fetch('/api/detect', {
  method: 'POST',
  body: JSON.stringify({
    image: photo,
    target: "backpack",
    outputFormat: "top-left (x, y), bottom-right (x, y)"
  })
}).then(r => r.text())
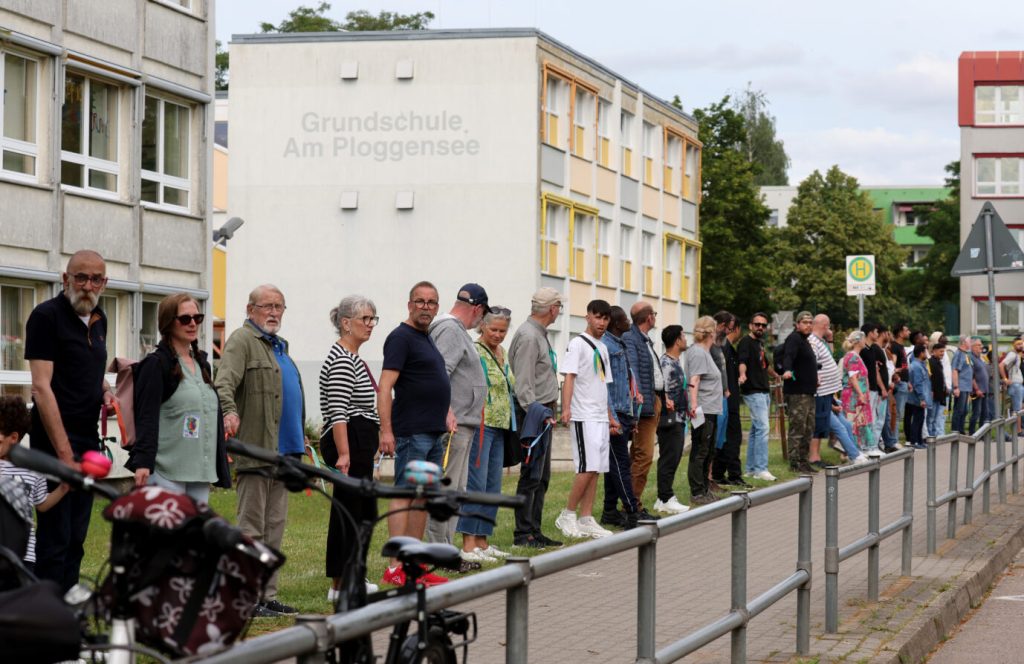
top-left (772, 343), bottom-right (787, 376)
top-left (106, 357), bottom-right (138, 448)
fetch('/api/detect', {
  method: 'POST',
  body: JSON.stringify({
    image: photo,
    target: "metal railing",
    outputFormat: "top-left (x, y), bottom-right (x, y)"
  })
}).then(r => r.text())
top-left (197, 478), bottom-right (815, 664)
top-left (926, 411), bottom-right (1024, 554)
top-left (824, 447), bottom-right (914, 633)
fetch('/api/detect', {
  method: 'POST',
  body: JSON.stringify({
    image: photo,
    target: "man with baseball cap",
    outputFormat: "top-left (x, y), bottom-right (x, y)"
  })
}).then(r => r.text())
top-left (426, 283), bottom-right (491, 552)
top-left (508, 287), bottom-right (564, 548)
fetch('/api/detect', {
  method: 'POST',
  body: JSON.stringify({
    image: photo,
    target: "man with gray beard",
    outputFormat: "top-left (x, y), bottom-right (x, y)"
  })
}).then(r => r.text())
top-left (25, 250), bottom-right (116, 590)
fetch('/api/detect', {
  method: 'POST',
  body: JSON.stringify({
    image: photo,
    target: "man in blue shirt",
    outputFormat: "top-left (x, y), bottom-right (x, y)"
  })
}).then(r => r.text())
top-left (950, 336), bottom-right (975, 434)
top-left (969, 338), bottom-right (990, 434)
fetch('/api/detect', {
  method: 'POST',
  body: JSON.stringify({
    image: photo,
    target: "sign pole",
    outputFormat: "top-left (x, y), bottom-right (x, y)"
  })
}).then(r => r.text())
top-left (858, 294), bottom-right (864, 329)
top-left (983, 208), bottom-right (1001, 415)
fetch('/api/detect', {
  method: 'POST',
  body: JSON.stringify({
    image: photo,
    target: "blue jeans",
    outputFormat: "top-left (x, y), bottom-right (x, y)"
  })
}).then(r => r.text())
top-left (743, 392), bottom-right (770, 474)
top-left (394, 432), bottom-right (445, 486)
top-left (926, 403), bottom-right (945, 438)
top-left (715, 397), bottom-right (729, 449)
top-left (952, 392), bottom-right (970, 433)
top-left (831, 411), bottom-right (861, 459)
top-left (969, 395), bottom-right (988, 434)
top-left (870, 392), bottom-right (888, 448)
top-left (893, 387), bottom-right (909, 442)
top-left (604, 412), bottom-right (638, 513)
top-left (1009, 383), bottom-right (1023, 431)
top-left (456, 426), bottom-right (504, 537)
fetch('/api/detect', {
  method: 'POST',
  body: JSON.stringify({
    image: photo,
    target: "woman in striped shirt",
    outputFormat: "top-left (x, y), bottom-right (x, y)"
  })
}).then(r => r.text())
top-left (320, 295), bottom-right (382, 601)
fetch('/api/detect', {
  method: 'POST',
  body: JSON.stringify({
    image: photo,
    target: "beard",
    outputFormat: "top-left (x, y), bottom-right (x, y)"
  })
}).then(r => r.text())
top-left (66, 285), bottom-right (99, 316)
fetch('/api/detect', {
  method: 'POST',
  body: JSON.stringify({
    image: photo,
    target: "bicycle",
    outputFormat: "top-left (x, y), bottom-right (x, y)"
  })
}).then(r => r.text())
top-left (225, 437), bottom-right (524, 664)
top-left (3, 443), bottom-right (281, 664)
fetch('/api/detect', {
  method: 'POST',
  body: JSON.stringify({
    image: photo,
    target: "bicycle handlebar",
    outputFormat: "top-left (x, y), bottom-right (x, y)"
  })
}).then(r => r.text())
top-left (227, 438), bottom-right (523, 508)
top-left (8, 444), bottom-right (120, 501)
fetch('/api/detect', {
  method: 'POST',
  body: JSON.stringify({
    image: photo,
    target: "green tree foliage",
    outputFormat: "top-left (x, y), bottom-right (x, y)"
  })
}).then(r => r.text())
top-left (732, 84), bottom-right (790, 186)
top-left (342, 9), bottom-right (435, 31)
top-left (916, 161), bottom-right (961, 305)
top-left (215, 41), bottom-right (229, 91)
top-left (692, 97), bottom-right (773, 320)
top-left (260, 2), bottom-right (343, 32)
top-left (766, 166), bottom-right (906, 328)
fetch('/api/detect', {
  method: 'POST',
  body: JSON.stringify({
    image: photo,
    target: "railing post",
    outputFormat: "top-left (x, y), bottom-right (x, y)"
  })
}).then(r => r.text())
top-left (948, 437), bottom-right (959, 540)
top-left (731, 492), bottom-right (749, 663)
top-left (506, 557), bottom-right (531, 664)
top-left (797, 478), bottom-right (812, 654)
top-left (824, 467), bottom-right (839, 633)
top-left (868, 464), bottom-right (880, 602)
top-left (902, 453), bottom-right (914, 576)
top-left (927, 439), bottom-right (937, 554)
top-left (636, 520), bottom-right (658, 664)
top-left (294, 615), bottom-right (329, 664)
top-left (1013, 415), bottom-right (1021, 495)
top-left (983, 427), bottom-right (992, 515)
top-left (998, 419), bottom-right (1007, 504)
top-left (965, 438), bottom-right (975, 525)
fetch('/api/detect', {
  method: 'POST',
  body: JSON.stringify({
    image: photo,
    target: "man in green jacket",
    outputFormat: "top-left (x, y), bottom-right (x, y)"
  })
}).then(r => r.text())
top-left (216, 284), bottom-right (305, 618)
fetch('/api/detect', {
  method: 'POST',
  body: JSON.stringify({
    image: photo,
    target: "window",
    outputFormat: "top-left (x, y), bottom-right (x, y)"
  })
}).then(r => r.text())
top-left (61, 72), bottom-right (120, 193)
top-left (543, 73), bottom-right (569, 149)
top-left (0, 284), bottom-right (35, 372)
top-left (620, 111), bottom-right (634, 178)
top-left (597, 100), bottom-right (612, 167)
top-left (684, 141), bottom-right (700, 201)
top-left (903, 247), bottom-right (929, 268)
top-left (572, 87), bottom-right (596, 159)
top-left (976, 85), bottom-right (1024, 125)
top-left (663, 235), bottom-right (683, 300)
top-left (620, 225), bottom-right (634, 290)
top-left (683, 242), bottom-right (700, 304)
top-left (976, 299), bottom-right (1023, 336)
top-left (975, 157), bottom-right (1022, 196)
top-left (641, 231), bottom-right (656, 294)
top-left (541, 197), bottom-right (568, 275)
top-left (597, 218), bottom-right (612, 285)
top-left (768, 209), bottom-right (780, 228)
top-left (642, 122), bottom-right (659, 186)
top-left (664, 133), bottom-right (683, 195)
top-left (140, 298), bottom-right (160, 356)
top-left (1, 51), bottom-right (40, 179)
top-left (142, 95), bottom-right (191, 208)
top-left (570, 212), bottom-right (593, 280)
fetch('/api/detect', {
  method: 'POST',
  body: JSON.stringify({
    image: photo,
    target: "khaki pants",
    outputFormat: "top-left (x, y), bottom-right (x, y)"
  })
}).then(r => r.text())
top-left (427, 427), bottom-right (473, 545)
top-left (237, 472), bottom-right (289, 600)
top-left (786, 394), bottom-right (816, 466)
top-left (631, 396), bottom-right (662, 507)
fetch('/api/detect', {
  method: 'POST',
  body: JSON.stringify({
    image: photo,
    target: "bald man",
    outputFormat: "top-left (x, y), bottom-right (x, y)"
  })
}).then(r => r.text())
top-left (26, 250), bottom-right (116, 591)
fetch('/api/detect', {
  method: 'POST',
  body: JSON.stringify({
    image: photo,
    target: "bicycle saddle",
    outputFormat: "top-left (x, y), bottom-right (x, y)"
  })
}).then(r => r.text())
top-left (382, 536), bottom-right (461, 571)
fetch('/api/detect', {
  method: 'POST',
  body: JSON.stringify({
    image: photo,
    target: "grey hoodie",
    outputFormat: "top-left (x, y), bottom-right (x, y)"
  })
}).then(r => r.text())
top-left (429, 313), bottom-right (487, 426)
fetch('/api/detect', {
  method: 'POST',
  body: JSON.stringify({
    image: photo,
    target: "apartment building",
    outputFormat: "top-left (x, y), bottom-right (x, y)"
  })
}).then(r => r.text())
top-left (958, 51), bottom-right (1024, 338)
top-left (225, 28), bottom-right (702, 407)
top-left (0, 0), bottom-right (216, 400)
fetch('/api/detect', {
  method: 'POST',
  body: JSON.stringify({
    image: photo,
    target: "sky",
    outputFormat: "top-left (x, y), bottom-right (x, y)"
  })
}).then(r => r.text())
top-left (216, 0), bottom-right (1024, 186)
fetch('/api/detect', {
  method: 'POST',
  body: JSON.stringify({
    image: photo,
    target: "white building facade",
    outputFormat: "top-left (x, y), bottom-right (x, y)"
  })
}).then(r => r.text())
top-left (226, 29), bottom-right (703, 418)
top-left (0, 0), bottom-right (216, 400)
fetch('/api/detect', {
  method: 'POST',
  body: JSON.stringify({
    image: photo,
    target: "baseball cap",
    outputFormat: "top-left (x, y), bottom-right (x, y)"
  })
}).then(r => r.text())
top-left (531, 287), bottom-right (562, 307)
top-left (457, 283), bottom-right (490, 309)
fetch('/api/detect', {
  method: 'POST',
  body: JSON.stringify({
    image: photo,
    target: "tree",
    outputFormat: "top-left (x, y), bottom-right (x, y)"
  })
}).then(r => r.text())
top-left (766, 166), bottom-right (906, 328)
top-left (342, 9), bottom-right (435, 31)
top-left (732, 84), bottom-right (790, 186)
top-left (260, 2), bottom-right (343, 32)
top-left (692, 97), bottom-right (774, 320)
top-left (915, 162), bottom-right (961, 306)
top-left (215, 41), bottom-right (229, 91)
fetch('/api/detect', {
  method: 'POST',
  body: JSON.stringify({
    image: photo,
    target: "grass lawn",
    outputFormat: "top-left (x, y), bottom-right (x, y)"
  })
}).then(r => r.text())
top-left (79, 413), bottom-right (853, 636)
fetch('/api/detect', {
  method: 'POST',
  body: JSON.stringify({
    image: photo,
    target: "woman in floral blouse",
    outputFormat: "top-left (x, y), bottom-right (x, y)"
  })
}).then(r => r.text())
top-left (457, 307), bottom-right (516, 563)
top-left (840, 331), bottom-right (875, 452)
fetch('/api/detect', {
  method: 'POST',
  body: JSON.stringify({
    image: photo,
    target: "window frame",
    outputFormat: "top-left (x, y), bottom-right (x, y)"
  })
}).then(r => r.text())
top-left (662, 233), bottom-right (684, 300)
top-left (0, 49), bottom-right (43, 183)
top-left (641, 230), bottom-right (656, 294)
top-left (571, 83), bottom-right (597, 160)
top-left (975, 85), bottom-right (1024, 125)
top-left (597, 99), bottom-right (612, 168)
top-left (60, 70), bottom-right (123, 198)
top-left (620, 110), bottom-right (635, 178)
top-left (141, 93), bottom-right (193, 212)
top-left (620, 225), bottom-right (635, 291)
top-left (975, 297), bottom-right (1023, 336)
top-left (682, 240), bottom-right (702, 305)
top-left (642, 122), bottom-right (659, 187)
top-left (663, 130), bottom-right (684, 195)
top-left (974, 156), bottom-right (1023, 197)
top-left (597, 218), bottom-right (612, 285)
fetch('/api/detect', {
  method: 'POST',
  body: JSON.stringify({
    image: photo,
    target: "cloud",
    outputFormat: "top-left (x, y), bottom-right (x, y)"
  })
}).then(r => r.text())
top-left (785, 126), bottom-right (959, 185)
top-left (845, 53), bottom-right (957, 113)
top-left (605, 43), bottom-right (805, 74)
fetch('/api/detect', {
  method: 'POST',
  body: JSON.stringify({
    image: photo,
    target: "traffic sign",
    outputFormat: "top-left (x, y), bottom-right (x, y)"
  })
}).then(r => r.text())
top-left (846, 255), bottom-right (875, 296)
top-left (951, 202), bottom-right (1024, 276)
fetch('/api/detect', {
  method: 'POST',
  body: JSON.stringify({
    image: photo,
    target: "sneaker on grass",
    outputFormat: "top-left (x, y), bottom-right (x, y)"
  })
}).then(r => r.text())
top-left (752, 470), bottom-right (777, 482)
top-left (460, 548), bottom-right (496, 563)
top-left (480, 544), bottom-right (510, 558)
top-left (555, 509), bottom-right (582, 538)
top-left (262, 599), bottom-right (297, 615)
top-left (576, 516), bottom-right (613, 538)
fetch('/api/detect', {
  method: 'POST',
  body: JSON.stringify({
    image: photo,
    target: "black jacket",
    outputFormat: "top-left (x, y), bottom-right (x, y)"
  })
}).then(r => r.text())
top-left (126, 341), bottom-right (231, 488)
top-left (782, 331), bottom-right (817, 396)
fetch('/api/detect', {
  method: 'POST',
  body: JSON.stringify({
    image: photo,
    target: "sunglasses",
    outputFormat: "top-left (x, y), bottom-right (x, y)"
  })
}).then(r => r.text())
top-left (176, 314), bottom-right (205, 326)
top-left (489, 306), bottom-right (512, 316)
top-left (751, 322), bottom-right (768, 328)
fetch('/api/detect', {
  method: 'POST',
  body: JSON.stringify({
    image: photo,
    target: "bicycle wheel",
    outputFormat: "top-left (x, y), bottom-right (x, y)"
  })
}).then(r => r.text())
top-left (398, 626), bottom-right (456, 664)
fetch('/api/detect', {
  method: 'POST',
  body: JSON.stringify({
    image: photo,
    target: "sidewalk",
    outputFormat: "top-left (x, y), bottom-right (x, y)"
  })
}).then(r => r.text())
top-left (442, 440), bottom-right (1024, 662)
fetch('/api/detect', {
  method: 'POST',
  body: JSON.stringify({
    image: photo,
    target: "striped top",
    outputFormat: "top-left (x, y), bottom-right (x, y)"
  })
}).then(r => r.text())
top-left (810, 334), bottom-right (843, 397)
top-left (0, 460), bottom-right (47, 563)
top-left (319, 343), bottom-right (379, 431)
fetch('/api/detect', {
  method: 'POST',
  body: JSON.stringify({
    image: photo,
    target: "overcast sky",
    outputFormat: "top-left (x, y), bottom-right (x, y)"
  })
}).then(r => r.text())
top-left (217, 0), bottom-right (1024, 186)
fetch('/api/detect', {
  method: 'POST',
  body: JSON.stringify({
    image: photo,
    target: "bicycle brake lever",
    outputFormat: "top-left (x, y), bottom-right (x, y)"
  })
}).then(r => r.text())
top-left (423, 496), bottom-right (461, 522)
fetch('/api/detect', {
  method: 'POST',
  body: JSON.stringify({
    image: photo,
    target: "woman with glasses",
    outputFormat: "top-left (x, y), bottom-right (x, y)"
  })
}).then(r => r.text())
top-left (320, 295), bottom-right (382, 601)
top-left (457, 307), bottom-right (515, 563)
top-left (128, 293), bottom-right (231, 502)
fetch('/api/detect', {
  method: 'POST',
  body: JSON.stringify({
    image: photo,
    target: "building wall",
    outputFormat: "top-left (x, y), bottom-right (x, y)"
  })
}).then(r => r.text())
top-left (0, 1), bottom-right (215, 402)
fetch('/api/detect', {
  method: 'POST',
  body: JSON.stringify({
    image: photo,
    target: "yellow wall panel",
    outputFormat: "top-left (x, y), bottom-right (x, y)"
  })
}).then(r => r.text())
top-left (642, 184), bottom-right (660, 218)
top-left (569, 155), bottom-right (592, 196)
top-left (623, 148), bottom-right (633, 178)
top-left (212, 149), bottom-right (228, 211)
top-left (660, 302), bottom-right (680, 326)
top-left (595, 285), bottom-right (616, 303)
top-left (662, 192), bottom-right (679, 226)
top-left (596, 166), bottom-right (616, 203)
top-left (212, 246), bottom-right (226, 320)
top-left (599, 137), bottom-right (610, 167)
top-left (569, 280), bottom-right (591, 317)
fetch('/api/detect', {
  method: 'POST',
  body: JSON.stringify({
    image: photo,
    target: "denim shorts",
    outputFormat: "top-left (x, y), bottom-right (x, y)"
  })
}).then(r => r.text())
top-left (814, 395), bottom-right (833, 438)
top-left (394, 432), bottom-right (445, 487)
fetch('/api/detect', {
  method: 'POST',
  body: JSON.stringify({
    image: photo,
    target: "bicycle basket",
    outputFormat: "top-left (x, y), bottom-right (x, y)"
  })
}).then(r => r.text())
top-left (98, 486), bottom-right (284, 656)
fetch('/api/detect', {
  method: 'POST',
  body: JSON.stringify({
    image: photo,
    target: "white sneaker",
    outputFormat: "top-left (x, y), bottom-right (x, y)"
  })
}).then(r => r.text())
top-left (753, 470), bottom-right (777, 482)
top-left (366, 579), bottom-right (379, 593)
top-left (651, 499), bottom-right (671, 513)
top-left (328, 580), bottom-right (378, 602)
top-left (867, 448), bottom-right (883, 458)
top-left (480, 544), bottom-right (510, 559)
top-left (555, 510), bottom-right (581, 538)
top-left (576, 516), bottom-right (613, 538)
top-left (849, 454), bottom-right (872, 467)
top-left (663, 496), bottom-right (691, 513)
top-left (461, 548), bottom-right (496, 563)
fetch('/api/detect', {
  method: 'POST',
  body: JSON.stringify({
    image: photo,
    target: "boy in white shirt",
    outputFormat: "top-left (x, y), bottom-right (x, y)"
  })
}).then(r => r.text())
top-left (555, 300), bottom-right (621, 539)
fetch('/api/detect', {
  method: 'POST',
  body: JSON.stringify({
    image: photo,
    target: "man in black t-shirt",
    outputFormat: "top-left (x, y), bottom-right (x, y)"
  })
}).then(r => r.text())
top-left (782, 311), bottom-right (818, 473)
top-left (737, 312), bottom-right (775, 481)
top-left (860, 323), bottom-right (890, 453)
top-left (24, 250), bottom-right (115, 591)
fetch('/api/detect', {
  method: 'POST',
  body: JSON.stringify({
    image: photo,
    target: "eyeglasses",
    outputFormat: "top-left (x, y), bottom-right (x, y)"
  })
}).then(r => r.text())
top-left (175, 313), bottom-right (205, 326)
top-left (356, 315), bottom-right (380, 326)
top-left (252, 303), bottom-right (286, 313)
top-left (412, 299), bottom-right (439, 309)
top-left (751, 322), bottom-right (768, 328)
top-left (70, 273), bottom-right (107, 287)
